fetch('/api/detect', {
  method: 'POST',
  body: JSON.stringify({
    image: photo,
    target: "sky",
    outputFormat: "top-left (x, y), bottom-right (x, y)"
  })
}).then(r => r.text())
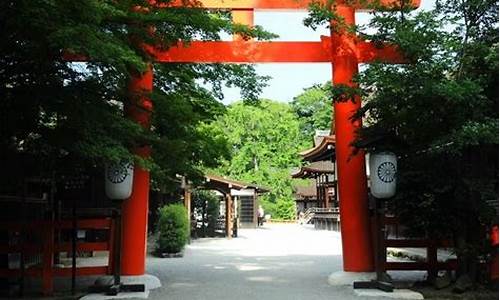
top-left (220, 0), bottom-right (434, 104)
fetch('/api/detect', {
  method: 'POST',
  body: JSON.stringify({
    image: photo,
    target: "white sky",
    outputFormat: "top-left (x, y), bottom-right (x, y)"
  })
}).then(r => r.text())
top-left (221, 0), bottom-right (435, 104)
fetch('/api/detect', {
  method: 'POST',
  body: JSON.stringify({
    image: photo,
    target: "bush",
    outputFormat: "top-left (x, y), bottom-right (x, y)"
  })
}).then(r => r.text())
top-left (274, 197), bottom-right (296, 220)
top-left (157, 204), bottom-right (189, 254)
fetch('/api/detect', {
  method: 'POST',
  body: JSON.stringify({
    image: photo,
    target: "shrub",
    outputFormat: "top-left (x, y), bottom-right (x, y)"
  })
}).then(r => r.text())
top-left (157, 203), bottom-right (189, 254)
top-left (275, 197), bottom-right (296, 220)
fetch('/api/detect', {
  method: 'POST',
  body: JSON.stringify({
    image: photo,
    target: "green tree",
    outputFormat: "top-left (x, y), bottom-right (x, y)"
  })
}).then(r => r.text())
top-left (305, 0), bottom-right (498, 285)
top-left (291, 83), bottom-right (333, 140)
top-left (0, 1), bottom-right (274, 192)
top-left (353, 0), bottom-right (498, 285)
top-left (210, 100), bottom-right (309, 220)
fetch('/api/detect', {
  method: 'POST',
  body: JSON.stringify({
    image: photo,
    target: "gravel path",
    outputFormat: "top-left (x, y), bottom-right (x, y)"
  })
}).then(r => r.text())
top-left (146, 223), bottom-right (406, 300)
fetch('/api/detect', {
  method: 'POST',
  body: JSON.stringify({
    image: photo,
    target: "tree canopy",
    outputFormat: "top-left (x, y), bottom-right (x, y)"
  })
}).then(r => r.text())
top-left (290, 83), bottom-right (333, 139)
top-left (208, 100), bottom-right (310, 219)
top-left (0, 0), bottom-right (273, 192)
top-left (305, 0), bottom-right (498, 283)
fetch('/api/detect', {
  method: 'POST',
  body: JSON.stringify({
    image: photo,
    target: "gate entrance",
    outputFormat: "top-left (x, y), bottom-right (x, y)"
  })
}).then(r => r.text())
top-left (82, 0), bottom-right (420, 275)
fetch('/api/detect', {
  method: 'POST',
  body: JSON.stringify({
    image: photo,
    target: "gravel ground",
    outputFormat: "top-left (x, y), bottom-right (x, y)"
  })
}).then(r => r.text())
top-left (146, 223), bottom-right (419, 300)
top-left (5, 223), bottom-right (496, 300)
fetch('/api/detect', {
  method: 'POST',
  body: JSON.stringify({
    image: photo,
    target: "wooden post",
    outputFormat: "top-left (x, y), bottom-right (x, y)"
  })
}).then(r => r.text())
top-left (184, 188), bottom-right (192, 241)
top-left (324, 185), bottom-right (330, 208)
top-left (42, 224), bottom-right (54, 296)
top-left (427, 241), bottom-right (438, 282)
top-left (107, 218), bottom-right (115, 275)
top-left (253, 191), bottom-right (258, 228)
top-left (226, 194), bottom-right (233, 238)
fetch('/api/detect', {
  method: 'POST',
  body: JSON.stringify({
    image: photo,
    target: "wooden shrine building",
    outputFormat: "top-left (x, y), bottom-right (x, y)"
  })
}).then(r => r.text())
top-left (185, 175), bottom-right (269, 238)
top-left (292, 160), bottom-right (337, 210)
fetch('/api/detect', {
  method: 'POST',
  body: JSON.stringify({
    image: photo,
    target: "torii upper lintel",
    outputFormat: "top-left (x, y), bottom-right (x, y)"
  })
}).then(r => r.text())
top-left (161, 0), bottom-right (420, 10)
top-left (148, 37), bottom-right (405, 64)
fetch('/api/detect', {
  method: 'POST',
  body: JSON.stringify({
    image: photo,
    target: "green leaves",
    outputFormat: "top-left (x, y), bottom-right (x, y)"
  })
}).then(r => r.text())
top-left (291, 83), bottom-right (333, 138)
top-left (1, 0), bottom-right (273, 191)
top-left (348, 0), bottom-right (498, 271)
top-left (157, 203), bottom-right (189, 254)
top-left (207, 100), bottom-right (308, 220)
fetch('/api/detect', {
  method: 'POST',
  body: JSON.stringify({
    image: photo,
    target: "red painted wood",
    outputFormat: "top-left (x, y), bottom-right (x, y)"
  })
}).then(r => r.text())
top-left (0, 244), bottom-right (40, 254)
top-left (356, 41), bottom-right (406, 63)
top-left (146, 39), bottom-right (404, 64)
top-left (121, 66), bottom-right (153, 276)
top-left (53, 266), bottom-right (109, 277)
top-left (107, 219), bottom-right (115, 275)
top-left (0, 268), bottom-right (41, 277)
top-left (0, 266), bottom-right (110, 278)
top-left (0, 218), bottom-right (113, 230)
top-left (42, 226), bottom-right (54, 296)
top-left (161, 0), bottom-right (421, 10)
top-left (54, 242), bottom-right (109, 252)
top-left (146, 41), bottom-right (331, 63)
top-left (330, 6), bottom-right (373, 272)
top-left (65, 39), bottom-right (405, 65)
top-left (55, 218), bottom-right (113, 230)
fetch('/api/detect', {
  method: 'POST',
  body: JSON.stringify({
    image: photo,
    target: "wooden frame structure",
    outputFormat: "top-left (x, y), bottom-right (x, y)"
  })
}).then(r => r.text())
top-left (0, 218), bottom-right (115, 296)
top-left (292, 161), bottom-right (337, 209)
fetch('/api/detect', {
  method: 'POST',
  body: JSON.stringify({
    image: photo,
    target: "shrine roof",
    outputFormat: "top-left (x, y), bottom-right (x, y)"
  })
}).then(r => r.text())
top-left (204, 174), bottom-right (269, 194)
top-left (293, 180), bottom-right (317, 199)
top-left (291, 160), bottom-right (335, 178)
top-left (300, 135), bottom-right (336, 162)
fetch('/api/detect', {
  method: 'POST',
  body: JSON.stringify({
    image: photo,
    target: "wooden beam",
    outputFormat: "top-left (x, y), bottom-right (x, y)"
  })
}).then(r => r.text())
top-left (147, 38), bottom-right (404, 64)
top-left (356, 41), bottom-right (406, 64)
top-left (146, 41), bottom-right (331, 63)
top-left (160, 0), bottom-right (421, 10)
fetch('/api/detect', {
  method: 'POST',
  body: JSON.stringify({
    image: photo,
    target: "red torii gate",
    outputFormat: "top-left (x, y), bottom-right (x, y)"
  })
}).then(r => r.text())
top-left (115, 0), bottom-right (420, 275)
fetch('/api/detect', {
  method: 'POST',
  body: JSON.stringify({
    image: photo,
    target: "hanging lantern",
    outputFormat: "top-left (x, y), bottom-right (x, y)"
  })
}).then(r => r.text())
top-left (369, 152), bottom-right (397, 199)
top-left (105, 161), bottom-right (134, 200)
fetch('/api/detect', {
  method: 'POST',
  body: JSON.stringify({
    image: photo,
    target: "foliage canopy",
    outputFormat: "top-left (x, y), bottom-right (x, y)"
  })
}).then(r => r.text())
top-left (0, 0), bottom-right (273, 192)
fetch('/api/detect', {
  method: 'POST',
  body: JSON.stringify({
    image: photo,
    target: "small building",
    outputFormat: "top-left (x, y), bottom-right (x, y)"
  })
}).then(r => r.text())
top-left (292, 131), bottom-right (340, 230)
top-left (231, 186), bottom-right (268, 228)
top-left (190, 175), bottom-right (269, 237)
top-left (292, 160), bottom-right (337, 211)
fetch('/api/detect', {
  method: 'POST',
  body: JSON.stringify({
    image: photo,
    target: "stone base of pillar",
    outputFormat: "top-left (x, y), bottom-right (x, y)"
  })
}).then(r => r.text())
top-left (82, 274), bottom-right (161, 300)
top-left (328, 271), bottom-right (376, 286)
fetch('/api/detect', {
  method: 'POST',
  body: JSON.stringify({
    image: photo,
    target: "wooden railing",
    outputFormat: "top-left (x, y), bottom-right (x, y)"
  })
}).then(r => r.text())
top-left (378, 216), bottom-right (457, 280)
top-left (0, 218), bottom-right (115, 296)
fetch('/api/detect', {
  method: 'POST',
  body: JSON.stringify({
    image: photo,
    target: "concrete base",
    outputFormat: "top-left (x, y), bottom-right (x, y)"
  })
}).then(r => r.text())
top-left (328, 271), bottom-right (376, 286)
top-left (81, 274), bottom-right (161, 300)
top-left (81, 291), bottom-right (150, 300)
top-left (354, 289), bottom-right (424, 299)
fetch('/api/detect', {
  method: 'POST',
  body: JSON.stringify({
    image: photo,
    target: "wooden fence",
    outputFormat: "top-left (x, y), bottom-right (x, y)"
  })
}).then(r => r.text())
top-left (378, 216), bottom-right (457, 280)
top-left (0, 218), bottom-right (114, 296)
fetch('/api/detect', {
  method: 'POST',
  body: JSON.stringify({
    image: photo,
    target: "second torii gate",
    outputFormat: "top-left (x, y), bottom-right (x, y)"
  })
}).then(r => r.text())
top-left (117, 0), bottom-right (420, 275)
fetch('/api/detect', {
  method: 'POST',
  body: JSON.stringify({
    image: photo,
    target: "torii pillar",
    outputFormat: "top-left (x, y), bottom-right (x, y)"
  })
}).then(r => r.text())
top-left (330, 7), bottom-right (373, 271)
top-left (121, 65), bottom-right (153, 275)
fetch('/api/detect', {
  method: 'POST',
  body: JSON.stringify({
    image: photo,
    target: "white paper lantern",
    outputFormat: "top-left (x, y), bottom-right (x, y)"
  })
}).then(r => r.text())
top-left (369, 152), bottom-right (397, 199)
top-left (105, 162), bottom-right (134, 200)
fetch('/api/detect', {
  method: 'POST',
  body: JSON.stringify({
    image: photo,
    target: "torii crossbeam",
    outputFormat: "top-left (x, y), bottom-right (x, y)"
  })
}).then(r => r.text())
top-left (71, 0), bottom-right (419, 275)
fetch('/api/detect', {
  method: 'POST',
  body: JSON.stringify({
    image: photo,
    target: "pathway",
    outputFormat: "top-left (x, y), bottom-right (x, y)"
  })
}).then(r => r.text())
top-left (146, 223), bottom-right (418, 300)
